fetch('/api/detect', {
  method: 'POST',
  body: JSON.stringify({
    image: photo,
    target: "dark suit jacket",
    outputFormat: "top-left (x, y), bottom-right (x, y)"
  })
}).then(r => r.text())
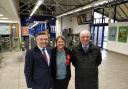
top-left (72, 42), bottom-right (102, 89)
top-left (24, 46), bottom-right (52, 89)
top-left (51, 47), bottom-right (73, 81)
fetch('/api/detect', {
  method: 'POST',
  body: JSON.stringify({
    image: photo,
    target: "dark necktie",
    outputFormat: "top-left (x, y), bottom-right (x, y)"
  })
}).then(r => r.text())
top-left (42, 48), bottom-right (48, 64)
top-left (83, 47), bottom-right (87, 52)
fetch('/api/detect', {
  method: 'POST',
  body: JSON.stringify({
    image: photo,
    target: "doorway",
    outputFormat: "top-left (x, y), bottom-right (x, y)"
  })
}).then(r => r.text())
top-left (1, 35), bottom-right (11, 51)
top-left (90, 24), bottom-right (108, 49)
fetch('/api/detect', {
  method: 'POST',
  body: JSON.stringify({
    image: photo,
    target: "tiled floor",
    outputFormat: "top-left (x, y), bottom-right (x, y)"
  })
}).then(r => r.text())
top-left (99, 50), bottom-right (128, 89)
top-left (0, 51), bottom-right (26, 89)
top-left (0, 50), bottom-right (128, 89)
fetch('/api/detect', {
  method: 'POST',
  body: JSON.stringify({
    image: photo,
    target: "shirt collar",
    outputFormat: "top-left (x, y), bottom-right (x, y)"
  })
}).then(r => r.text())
top-left (37, 46), bottom-right (46, 51)
top-left (82, 44), bottom-right (89, 49)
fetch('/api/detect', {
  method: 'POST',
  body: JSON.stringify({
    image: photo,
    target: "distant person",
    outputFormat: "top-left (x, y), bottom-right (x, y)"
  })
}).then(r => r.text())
top-left (24, 32), bottom-right (52, 89)
top-left (72, 30), bottom-right (102, 89)
top-left (51, 36), bottom-right (73, 89)
top-left (20, 41), bottom-right (26, 60)
top-left (20, 41), bottom-right (25, 51)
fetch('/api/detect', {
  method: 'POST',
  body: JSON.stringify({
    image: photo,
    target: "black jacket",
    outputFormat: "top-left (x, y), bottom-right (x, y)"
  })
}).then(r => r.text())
top-left (72, 42), bottom-right (102, 89)
top-left (24, 46), bottom-right (52, 89)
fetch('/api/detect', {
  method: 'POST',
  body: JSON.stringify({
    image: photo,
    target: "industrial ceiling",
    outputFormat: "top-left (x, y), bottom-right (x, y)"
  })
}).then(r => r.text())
top-left (1, 0), bottom-right (128, 22)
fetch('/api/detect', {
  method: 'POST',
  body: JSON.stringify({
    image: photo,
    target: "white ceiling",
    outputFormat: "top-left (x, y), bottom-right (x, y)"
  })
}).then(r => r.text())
top-left (0, 0), bottom-right (19, 23)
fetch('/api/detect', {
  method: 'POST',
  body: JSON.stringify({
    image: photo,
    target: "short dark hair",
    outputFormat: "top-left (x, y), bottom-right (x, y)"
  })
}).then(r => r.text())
top-left (35, 32), bottom-right (48, 38)
top-left (55, 36), bottom-right (66, 43)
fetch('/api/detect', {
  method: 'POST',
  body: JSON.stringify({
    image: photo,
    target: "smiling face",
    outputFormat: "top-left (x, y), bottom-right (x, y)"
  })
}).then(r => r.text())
top-left (36, 34), bottom-right (48, 48)
top-left (56, 36), bottom-right (66, 50)
top-left (80, 30), bottom-right (91, 46)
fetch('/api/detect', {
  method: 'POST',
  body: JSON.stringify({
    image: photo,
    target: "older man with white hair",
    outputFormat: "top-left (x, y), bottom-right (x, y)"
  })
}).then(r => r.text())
top-left (72, 30), bottom-right (102, 89)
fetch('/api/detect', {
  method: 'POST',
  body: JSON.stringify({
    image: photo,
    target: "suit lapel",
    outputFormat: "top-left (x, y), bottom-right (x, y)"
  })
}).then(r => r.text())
top-left (34, 46), bottom-right (48, 65)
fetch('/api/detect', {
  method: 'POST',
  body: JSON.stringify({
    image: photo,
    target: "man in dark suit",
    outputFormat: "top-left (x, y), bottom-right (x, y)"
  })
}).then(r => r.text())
top-left (72, 30), bottom-right (102, 89)
top-left (24, 32), bottom-right (52, 89)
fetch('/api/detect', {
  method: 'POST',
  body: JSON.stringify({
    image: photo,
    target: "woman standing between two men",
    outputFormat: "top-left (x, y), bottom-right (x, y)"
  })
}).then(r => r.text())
top-left (51, 36), bottom-right (74, 89)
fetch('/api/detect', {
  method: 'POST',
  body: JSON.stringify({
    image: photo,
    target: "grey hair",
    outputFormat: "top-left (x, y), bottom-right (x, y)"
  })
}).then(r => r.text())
top-left (79, 30), bottom-right (91, 37)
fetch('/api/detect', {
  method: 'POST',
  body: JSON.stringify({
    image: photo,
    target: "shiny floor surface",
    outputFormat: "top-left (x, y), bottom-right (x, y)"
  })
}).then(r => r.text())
top-left (0, 50), bottom-right (128, 89)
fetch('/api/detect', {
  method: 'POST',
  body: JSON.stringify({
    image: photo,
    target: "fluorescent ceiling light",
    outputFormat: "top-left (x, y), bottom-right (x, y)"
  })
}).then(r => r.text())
top-left (56, 0), bottom-right (113, 18)
top-left (82, 5), bottom-right (91, 10)
top-left (37, 0), bottom-right (43, 6)
top-left (94, 1), bottom-right (108, 6)
top-left (0, 17), bottom-right (8, 20)
top-left (35, 5), bottom-right (39, 10)
top-left (56, 5), bottom-right (92, 18)
top-left (29, 0), bottom-right (44, 18)
top-left (0, 14), bottom-right (3, 16)
top-left (73, 8), bottom-right (83, 13)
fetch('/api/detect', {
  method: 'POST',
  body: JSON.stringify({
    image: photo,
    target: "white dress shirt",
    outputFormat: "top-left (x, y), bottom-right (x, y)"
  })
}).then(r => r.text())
top-left (38, 46), bottom-right (50, 66)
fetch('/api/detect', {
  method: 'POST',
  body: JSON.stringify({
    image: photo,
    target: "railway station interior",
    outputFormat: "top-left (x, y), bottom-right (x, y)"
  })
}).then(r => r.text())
top-left (0, 0), bottom-right (128, 89)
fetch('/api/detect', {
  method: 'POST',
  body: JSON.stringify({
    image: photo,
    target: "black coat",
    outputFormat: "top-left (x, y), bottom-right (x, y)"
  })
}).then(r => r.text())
top-left (51, 47), bottom-right (72, 81)
top-left (72, 42), bottom-right (102, 89)
top-left (24, 46), bottom-right (52, 89)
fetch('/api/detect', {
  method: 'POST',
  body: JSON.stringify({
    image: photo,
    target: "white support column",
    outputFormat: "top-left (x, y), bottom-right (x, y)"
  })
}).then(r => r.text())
top-left (56, 17), bottom-right (62, 37)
